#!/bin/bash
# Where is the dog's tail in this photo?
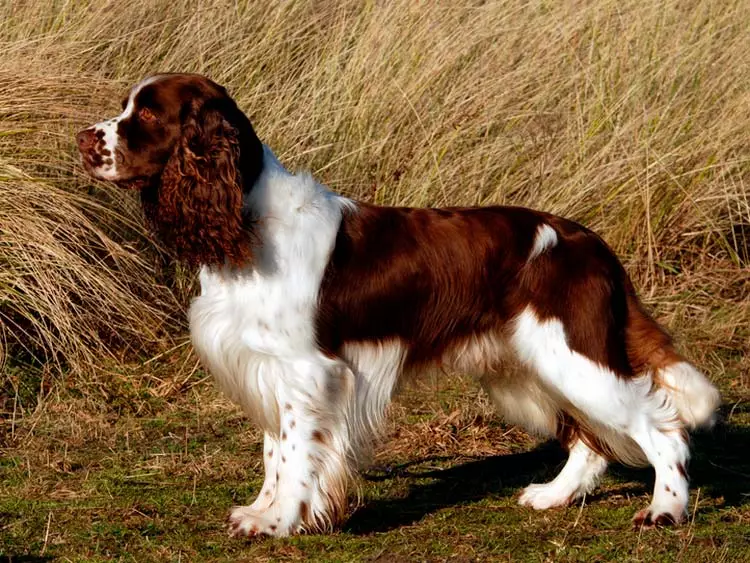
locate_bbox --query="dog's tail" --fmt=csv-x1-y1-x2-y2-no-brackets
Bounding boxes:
624,291,720,429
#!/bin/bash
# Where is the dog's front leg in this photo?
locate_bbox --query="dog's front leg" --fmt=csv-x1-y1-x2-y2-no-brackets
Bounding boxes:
228,359,353,537
243,432,280,512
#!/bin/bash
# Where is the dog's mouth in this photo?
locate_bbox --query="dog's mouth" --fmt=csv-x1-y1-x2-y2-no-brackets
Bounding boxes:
79,153,150,191
79,152,104,176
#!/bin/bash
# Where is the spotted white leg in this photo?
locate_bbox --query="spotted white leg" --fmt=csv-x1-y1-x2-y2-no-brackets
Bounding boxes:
228,363,353,537
630,427,690,527
246,432,279,512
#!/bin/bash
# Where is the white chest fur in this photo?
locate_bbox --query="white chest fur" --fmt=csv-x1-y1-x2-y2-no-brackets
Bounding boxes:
188,148,350,429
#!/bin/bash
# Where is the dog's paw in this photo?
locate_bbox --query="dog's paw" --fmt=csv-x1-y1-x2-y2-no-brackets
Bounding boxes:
227,505,293,538
518,483,573,510
632,504,684,529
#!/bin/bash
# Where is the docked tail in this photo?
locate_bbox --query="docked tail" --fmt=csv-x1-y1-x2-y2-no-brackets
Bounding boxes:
625,293,721,429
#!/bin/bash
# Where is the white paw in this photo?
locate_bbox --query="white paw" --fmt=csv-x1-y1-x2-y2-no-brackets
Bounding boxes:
227,505,297,538
518,483,573,510
632,501,686,529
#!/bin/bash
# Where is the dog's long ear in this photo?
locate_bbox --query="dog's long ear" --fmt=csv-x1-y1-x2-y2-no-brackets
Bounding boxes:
144,99,255,268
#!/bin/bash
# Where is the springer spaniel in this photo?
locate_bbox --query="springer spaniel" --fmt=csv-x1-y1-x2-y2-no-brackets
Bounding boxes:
77,73,720,537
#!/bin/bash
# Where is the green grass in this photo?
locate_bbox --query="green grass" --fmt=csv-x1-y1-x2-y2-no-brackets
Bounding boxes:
2,374,748,562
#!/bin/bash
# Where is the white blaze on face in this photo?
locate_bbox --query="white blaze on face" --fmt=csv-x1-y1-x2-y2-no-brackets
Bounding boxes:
86,75,164,181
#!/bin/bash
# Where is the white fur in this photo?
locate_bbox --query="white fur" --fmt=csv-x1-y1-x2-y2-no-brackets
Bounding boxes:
191,147,367,535
528,223,558,261
190,147,348,423
446,331,507,375
248,432,279,512
480,363,559,437
451,333,560,437
660,361,720,428
510,306,691,522
341,340,407,460
519,439,608,509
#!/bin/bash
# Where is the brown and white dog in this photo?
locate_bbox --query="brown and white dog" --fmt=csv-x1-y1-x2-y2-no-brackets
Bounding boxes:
77,73,720,537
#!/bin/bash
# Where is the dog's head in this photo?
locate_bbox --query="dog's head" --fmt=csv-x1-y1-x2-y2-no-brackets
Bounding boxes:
77,73,264,267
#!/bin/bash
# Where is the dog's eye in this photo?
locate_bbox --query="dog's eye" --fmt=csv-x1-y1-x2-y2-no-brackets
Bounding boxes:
138,107,156,122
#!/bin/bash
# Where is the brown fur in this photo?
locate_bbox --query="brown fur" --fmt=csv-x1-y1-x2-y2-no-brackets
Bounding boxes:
316,203,658,382
141,100,252,267
556,412,611,459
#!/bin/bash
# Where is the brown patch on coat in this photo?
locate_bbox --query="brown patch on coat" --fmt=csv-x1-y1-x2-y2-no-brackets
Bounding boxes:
316,203,684,383
555,412,612,460
311,429,331,445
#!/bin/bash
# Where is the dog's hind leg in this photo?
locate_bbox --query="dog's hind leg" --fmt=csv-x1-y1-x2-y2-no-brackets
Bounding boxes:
511,306,695,525
481,369,609,509
519,436,608,509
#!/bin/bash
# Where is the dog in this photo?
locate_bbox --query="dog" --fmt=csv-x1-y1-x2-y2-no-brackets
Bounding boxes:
78,73,720,536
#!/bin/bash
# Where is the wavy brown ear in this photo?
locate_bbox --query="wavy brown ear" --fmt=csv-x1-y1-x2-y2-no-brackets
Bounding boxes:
143,99,255,268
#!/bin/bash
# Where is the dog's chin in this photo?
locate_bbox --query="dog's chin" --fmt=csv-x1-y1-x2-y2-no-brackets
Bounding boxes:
115,177,152,191
80,160,147,190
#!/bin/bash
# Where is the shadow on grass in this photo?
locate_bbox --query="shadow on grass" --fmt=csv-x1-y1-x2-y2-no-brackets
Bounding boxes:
346,404,750,535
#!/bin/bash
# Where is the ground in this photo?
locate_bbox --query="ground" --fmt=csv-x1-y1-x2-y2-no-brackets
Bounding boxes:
1,368,748,562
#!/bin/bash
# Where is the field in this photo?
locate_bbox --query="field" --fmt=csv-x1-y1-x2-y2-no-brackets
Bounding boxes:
1,1,748,561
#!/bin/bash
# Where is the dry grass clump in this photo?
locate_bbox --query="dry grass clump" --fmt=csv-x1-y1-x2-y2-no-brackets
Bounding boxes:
0,0,748,402
0,72,182,400
0,167,169,366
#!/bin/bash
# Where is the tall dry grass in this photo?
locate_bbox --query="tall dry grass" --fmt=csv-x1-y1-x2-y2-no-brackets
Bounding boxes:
0,74,184,406
1,0,748,404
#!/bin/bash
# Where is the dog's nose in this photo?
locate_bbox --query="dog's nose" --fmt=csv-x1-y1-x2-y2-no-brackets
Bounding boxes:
77,128,97,152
